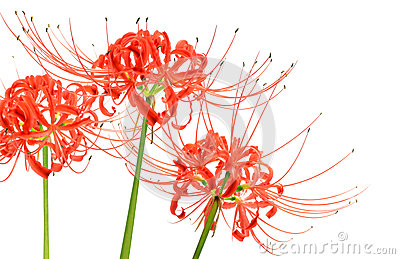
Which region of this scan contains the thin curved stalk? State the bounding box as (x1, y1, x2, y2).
(120, 110, 149, 259)
(42, 146, 49, 259)
(193, 197, 220, 259)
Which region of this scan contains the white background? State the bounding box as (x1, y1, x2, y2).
(0, 0, 399, 258)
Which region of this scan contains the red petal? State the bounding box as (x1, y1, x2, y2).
(266, 206, 278, 219)
(59, 118, 92, 130)
(232, 230, 246, 242)
(128, 90, 161, 126)
(70, 154, 85, 162)
(221, 178, 240, 198)
(27, 154, 51, 179)
(51, 163, 63, 172)
(244, 210, 259, 230)
(99, 95, 116, 117)
(170, 194, 186, 219)
(55, 104, 79, 116)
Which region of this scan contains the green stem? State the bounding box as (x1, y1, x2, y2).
(193, 197, 220, 259)
(42, 145, 49, 259)
(120, 105, 149, 259)
(220, 171, 230, 195)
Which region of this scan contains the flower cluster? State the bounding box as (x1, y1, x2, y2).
(2, 13, 211, 128)
(0, 74, 100, 179)
(0, 12, 364, 258)
(151, 101, 361, 252)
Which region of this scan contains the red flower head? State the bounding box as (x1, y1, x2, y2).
(96, 29, 208, 127)
(92, 29, 172, 82)
(0, 74, 100, 180)
(127, 81, 365, 253)
(2, 14, 298, 133)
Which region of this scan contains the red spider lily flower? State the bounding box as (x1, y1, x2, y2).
(1, 13, 297, 130)
(122, 80, 365, 253)
(168, 129, 363, 253)
(0, 74, 102, 180)
(92, 29, 172, 82)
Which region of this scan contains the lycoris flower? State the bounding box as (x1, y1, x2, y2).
(0, 74, 100, 180)
(1, 13, 296, 130)
(167, 129, 361, 250)
(125, 78, 365, 255)
(92, 29, 172, 82)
